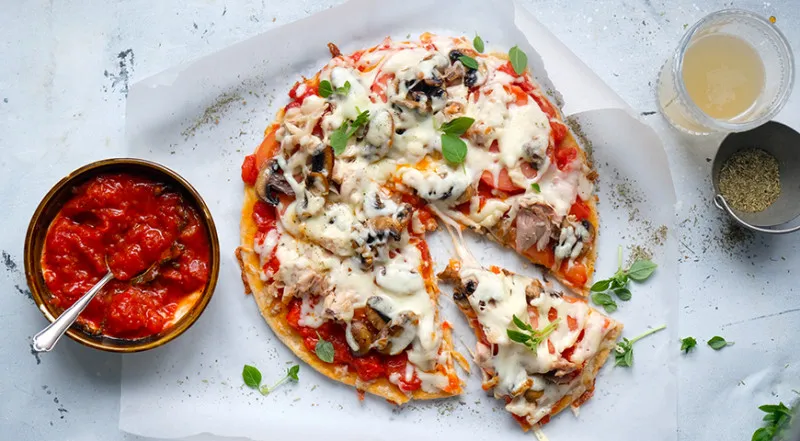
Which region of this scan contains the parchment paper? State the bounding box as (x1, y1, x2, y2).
(120, 0, 678, 439)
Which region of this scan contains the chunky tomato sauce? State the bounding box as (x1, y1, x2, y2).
(41, 173, 211, 339)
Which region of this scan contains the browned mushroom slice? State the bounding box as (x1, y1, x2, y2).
(372, 311, 419, 355)
(554, 218, 594, 262)
(255, 159, 295, 205)
(309, 144, 334, 177)
(305, 172, 330, 197)
(327, 42, 341, 58)
(347, 319, 376, 356)
(515, 202, 558, 252)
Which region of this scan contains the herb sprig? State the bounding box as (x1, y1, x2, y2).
(507, 314, 560, 353)
(315, 332, 335, 363)
(508, 46, 528, 75)
(318, 80, 351, 98)
(614, 324, 666, 367)
(590, 246, 657, 313)
(708, 335, 734, 350)
(680, 336, 697, 354)
(473, 34, 484, 53)
(752, 402, 794, 441)
(439, 117, 474, 165)
(242, 364, 300, 396)
(330, 109, 370, 155)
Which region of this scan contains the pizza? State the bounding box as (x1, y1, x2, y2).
(438, 259, 623, 430)
(236, 33, 600, 405)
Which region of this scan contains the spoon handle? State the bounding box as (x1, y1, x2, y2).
(32, 271, 115, 353)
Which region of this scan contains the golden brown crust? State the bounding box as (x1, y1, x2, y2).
(238, 187, 461, 404)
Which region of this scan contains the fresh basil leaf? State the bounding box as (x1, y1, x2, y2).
(511, 314, 532, 332)
(473, 34, 484, 53)
(708, 336, 733, 350)
(318, 80, 333, 98)
(440, 117, 475, 136)
(614, 288, 632, 301)
(287, 364, 300, 381)
(508, 46, 527, 75)
(628, 259, 657, 281)
(330, 123, 349, 155)
(315, 337, 335, 363)
(591, 292, 617, 313)
(459, 55, 479, 70)
(507, 329, 531, 343)
(680, 336, 697, 354)
(751, 427, 773, 441)
(759, 404, 791, 416)
(242, 364, 262, 389)
(590, 279, 610, 292)
(530, 183, 541, 193)
(441, 134, 467, 164)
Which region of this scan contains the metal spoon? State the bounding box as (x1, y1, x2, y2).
(32, 271, 115, 352)
(31, 244, 182, 352)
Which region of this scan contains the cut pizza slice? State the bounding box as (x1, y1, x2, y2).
(438, 259, 623, 430)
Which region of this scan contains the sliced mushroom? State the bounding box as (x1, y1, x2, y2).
(347, 319, 376, 356)
(255, 159, 295, 205)
(327, 42, 341, 58)
(305, 172, 329, 197)
(364, 304, 388, 332)
(515, 202, 558, 252)
(442, 63, 465, 86)
(525, 279, 544, 302)
(362, 109, 394, 161)
(554, 218, 594, 262)
(309, 144, 334, 177)
(372, 311, 419, 355)
(524, 388, 544, 403)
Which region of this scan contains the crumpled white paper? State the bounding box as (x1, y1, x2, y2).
(121, 0, 678, 439)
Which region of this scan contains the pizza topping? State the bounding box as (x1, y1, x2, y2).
(362, 109, 395, 161)
(371, 311, 419, 355)
(515, 202, 559, 253)
(554, 219, 593, 262)
(255, 159, 295, 205)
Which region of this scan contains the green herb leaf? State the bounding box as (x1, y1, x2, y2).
(508, 46, 528, 75)
(591, 292, 617, 313)
(242, 364, 262, 389)
(680, 336, 697, 354)
(347, 109, 370, 137)
(440, 117, 475, 136)
(473, 34, 484, 53)
(337, 81, 351, 96)
(315, 334, 335, 363)
(708, 336, 733, 350)
(530, 183, 541, 193)
(507, 329, 531, 343)
(590, 279, 611, 292)
(753, 402, 793, 441)
(459, 55, 479, 70)
(441, 134, 467, 165)
(614, 325, 666, 367)
(287, 364, 300, 381)
(511, 314, 532, 332)
(318, 80, 333, 98)
(614, 287, 632, 301)
(627, 259, 657, 281)
(330, 123, 349, 155)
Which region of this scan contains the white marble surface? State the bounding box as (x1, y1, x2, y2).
(0, 1, 797, 440)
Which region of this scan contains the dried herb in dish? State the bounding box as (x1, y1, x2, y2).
(718, 148, 781, 213)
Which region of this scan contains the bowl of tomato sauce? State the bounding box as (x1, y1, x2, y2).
(24, 158, 220, 352)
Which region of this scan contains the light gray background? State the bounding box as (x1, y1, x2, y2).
(1, 1, 798, 440)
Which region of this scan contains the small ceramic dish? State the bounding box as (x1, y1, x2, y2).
(712, 121, 800, 234)
(24, 158, 220, 352)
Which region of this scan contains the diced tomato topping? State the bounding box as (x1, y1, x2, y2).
(386, 353, 422, 392)
(505, 85, 529, 106)
(561, 345, 576, 361)
(547, 339, 555, 354)
(551, 120, 567, 145)
(252, 201, 277, 232)
(554, 144, 578, 170)
(567, 315, 578, 331)
(548, 307, 558, 322)
(241, 154, 258, 186)
(370, 72, 394, 103)
(488, 140, 500, 153)
(262, 255, 280, 278)
(520, 162, 538, 179)
(254, 126, 279, 171)
(523, 245, 556, 269)
(562, 261, 588, 287)
(480, 169, 524, 194)
(531, 94, 557, 119)
(498, 61, 518, 78)
(352, 355, 386, 381)
(569, 199, 592, 221)
(489, 265, 502, 274)
(286, 299, 302, 329)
